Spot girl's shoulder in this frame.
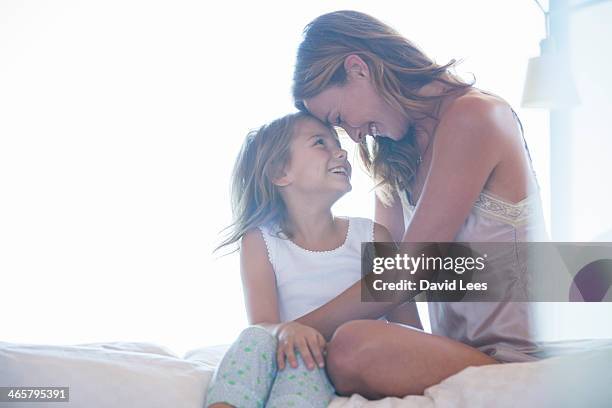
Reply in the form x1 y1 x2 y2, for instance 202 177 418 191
243 225 293 270
240 227 274 266
241 227 268 250
255 222 287 242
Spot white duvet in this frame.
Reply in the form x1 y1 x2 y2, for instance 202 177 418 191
1 340 611 407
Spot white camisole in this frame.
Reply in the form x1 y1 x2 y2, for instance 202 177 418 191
258 217 374 323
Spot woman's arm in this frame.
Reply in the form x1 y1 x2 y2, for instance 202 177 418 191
401 96 505 243
374 190 405 242
384 301 423 329
374 197 424 329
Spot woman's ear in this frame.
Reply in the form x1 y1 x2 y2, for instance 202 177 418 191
344 54 370 80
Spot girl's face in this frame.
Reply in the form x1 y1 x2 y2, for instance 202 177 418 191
303 57 410 143
276 117 352 198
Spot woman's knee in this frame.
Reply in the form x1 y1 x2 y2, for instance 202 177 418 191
326 320 374 395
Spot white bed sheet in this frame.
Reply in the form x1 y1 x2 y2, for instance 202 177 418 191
1 339 611 407
0 341 212 408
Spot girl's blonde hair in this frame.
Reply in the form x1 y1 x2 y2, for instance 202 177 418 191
216 112 311 253
292 10 474 204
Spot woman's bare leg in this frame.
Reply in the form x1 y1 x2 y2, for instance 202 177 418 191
326 320 498 398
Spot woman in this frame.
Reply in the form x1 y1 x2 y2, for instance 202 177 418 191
291 10 547 398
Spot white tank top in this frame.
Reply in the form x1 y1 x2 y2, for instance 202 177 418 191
258 217 374 322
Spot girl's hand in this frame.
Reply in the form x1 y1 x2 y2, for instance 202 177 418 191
276 321 326 371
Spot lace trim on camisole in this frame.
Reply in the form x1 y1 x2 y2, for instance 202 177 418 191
405 189 537 228
472 190 536 226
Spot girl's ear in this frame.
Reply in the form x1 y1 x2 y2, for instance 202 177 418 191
344 54 370 80
272 169 292 187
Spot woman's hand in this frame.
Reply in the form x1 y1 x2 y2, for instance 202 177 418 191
276 321 326 371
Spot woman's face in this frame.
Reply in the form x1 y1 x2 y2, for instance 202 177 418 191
303 58 410 143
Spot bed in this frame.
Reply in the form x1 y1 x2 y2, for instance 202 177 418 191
1 339 611 407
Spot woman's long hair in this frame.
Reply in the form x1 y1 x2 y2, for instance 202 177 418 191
215 112 308 253
292 10 474 204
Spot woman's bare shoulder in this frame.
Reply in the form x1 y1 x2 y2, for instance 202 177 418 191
435 89 518 154
442 90 518 136
444 88 504 119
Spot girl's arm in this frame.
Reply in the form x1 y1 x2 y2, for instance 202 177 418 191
239 229 283 335
296 97 507 339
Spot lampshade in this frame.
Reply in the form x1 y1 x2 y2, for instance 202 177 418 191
521 44 580 109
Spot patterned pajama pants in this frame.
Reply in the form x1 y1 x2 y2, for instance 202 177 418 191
204 326 336 408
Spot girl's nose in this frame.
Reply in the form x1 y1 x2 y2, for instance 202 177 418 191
335 148 348 159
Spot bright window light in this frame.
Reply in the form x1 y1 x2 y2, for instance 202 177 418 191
0 0 548 356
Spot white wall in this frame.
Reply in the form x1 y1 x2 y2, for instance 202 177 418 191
534 0 612 342
569 1 612 241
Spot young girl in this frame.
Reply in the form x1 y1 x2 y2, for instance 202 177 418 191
205 112 418 408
